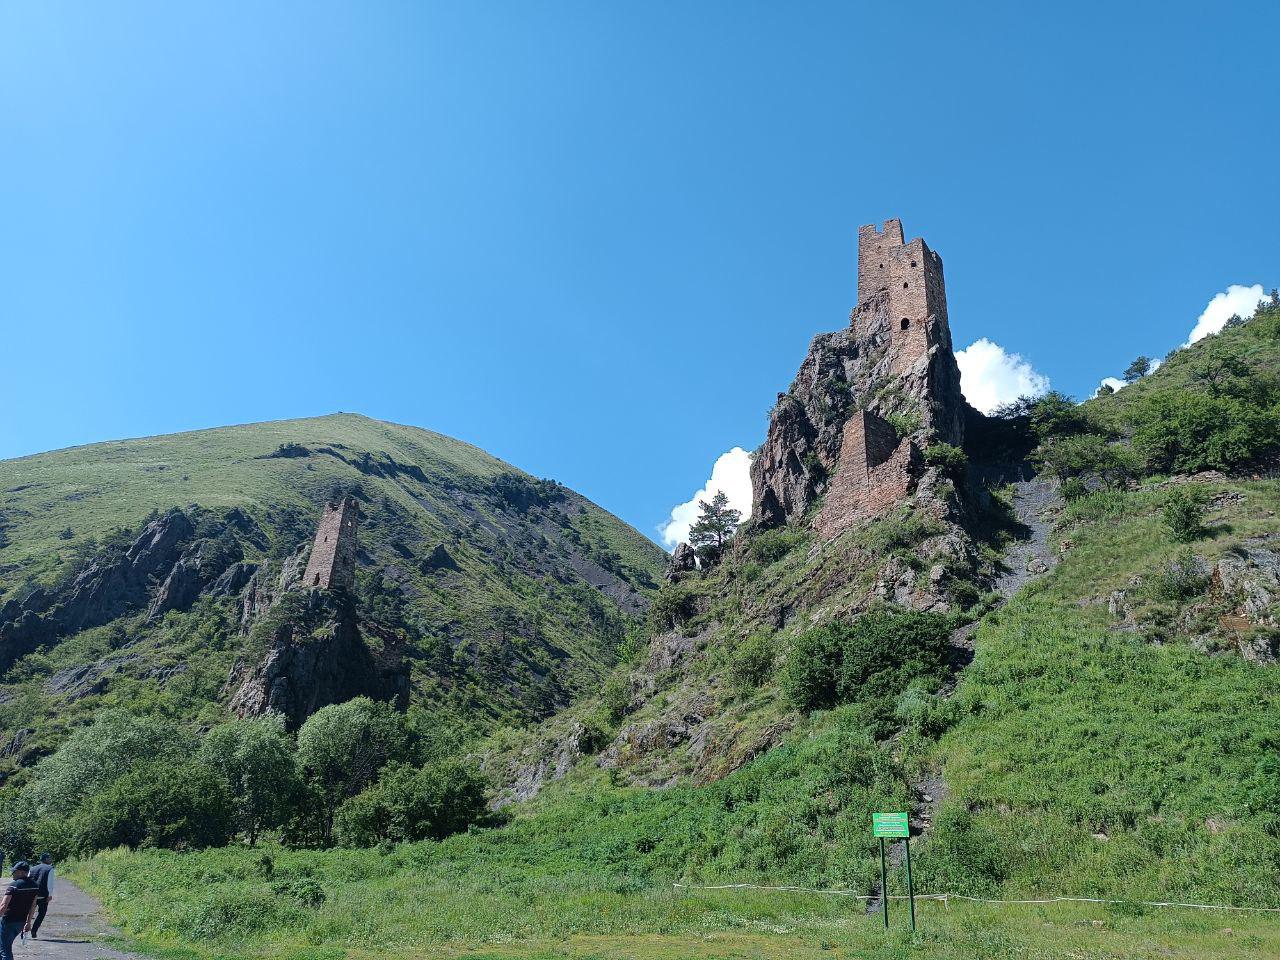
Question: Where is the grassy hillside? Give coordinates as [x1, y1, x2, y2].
[0, 413, 666, 778]
[64, 304, 1280, 958]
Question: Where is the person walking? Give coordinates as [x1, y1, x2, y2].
[0, 861, 39, 960]
[27, 855, 54, 939]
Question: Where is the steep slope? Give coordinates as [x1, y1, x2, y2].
[0, 413, 665, 778]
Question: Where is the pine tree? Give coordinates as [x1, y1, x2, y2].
[687, 491, 742, 552]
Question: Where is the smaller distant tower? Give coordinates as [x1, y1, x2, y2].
[302, 497, 359, 592]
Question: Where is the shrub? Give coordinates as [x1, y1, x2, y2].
[648, 582, 698, 630]
[599, 674, 631, 724]
[728, 633, 776, 692]
[1060, 477, 1090, 501]
[749, 527, 808, 565]
[1161, 488, 1207, 543]
[923, 442, 967, 475]
[334, 759, 488, 846]
[1038, 434, 1139, 490]
[885, 410, 922, 437]
[780, 607, 952, 714]
[1148, 550, 1211, 602]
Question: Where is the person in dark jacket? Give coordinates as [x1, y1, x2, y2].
[27, 855, 53, 939]
[0, 862, 39, 960]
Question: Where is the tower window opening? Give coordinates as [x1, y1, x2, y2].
[902, 282, 909, 289]
[879, 263, 884, 268]
[910, 260, 917, 267]
[901, 318, 910, 330]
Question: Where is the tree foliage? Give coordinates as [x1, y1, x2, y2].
[687, 491, 741, 552]
[199, 714, 301, 845]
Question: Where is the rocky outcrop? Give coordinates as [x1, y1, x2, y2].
[148, 536, 245, 620]
[0, 510, 196, 671]
[228, 593, 409, 729]
[665, 543, 697, 581]
[751, 222, 972, 534]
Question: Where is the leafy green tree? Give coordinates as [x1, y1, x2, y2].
[27, 710, 193, 819]
[72, 759, 233, 853]
[296, 697, 411, 842]
[688, 491, 742, 554]
[1124, 356, 1152, 382]
[1131, 392, 1280, 474]
[199, 714, 301, 845]
[334, 759, 488, 846]
[1037, 434, 1139, 491]
[1185, 341, 1250, 398]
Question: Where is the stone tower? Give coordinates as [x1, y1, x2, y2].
[302, 497, 359, 592]
[853, 218, 951, 371]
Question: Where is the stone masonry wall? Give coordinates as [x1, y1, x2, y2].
[816, 410, 922, 539]
[302, 497, 359, 592]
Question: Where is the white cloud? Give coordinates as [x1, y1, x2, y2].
[660, 447, 753, 550]
[955, 338, 1050, 414]
[1096, 377, 1127, 395]
[1186, 284, 1267, 345]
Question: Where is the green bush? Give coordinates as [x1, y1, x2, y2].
[923, 442, 967, 475]
[1131, 391, 1280, 474]
[1038, 433, 1139, 490]
[1147, 549, 1211, 602]
[648, 582, 698, 630]
[334, 759, 488, 846]
[748, 527, 808, 565]
[780, 607, 952, 716]
[1161, 488, 1207, 543]
[728, 633, 776, 692]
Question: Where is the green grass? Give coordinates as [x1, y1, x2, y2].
[74, 846, 1280, 959]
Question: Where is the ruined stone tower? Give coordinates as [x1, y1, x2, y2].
[751, 218, 969, 537]
[302, 497, 359, 592]
[853, 218, 951, 373]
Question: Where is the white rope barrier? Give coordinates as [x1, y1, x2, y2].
[672, 882, 1280, 913]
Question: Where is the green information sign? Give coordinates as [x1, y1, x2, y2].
[872, 811, 909, 838]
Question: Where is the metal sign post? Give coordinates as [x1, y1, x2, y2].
[872, 811, 915, 932]
[878, 837, 889, 928]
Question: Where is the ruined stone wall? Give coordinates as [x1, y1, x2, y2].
[816, 410, 922, 539]
[301, 497, 359, 592]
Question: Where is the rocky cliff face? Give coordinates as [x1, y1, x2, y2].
[751, 228, 971, 535]
[228, 592, 409, 729]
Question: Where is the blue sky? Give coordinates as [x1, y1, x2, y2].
[2, 2, 1277, 545]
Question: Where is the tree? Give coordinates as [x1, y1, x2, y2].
[1124, 356, 1152, 383]
[72, 759, 233, 853]
[1186, 341, 1250, 398]
[334, 759, 488, 846]
[199, 714, 301, 845]
[27, 710, 193, 820]
[1095, 382, 1115, 396]
[1037, 434, 1140, 491]
[296, 697, 411, 843]
[687, 491, 741, 553]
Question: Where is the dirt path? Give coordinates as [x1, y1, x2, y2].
[868, 475, 1063, 912]
[15, 880, 137, 960]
